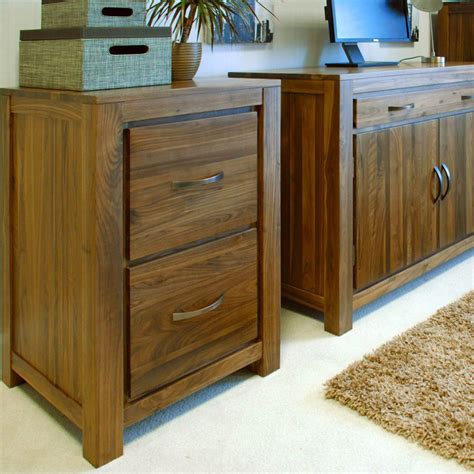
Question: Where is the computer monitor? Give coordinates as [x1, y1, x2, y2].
[325, 0, 411, 67]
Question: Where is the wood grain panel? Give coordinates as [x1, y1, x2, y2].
[354, 132, 389, 286]
[122, 89, 263, 122]
[125, 342, 262, 426]
[232, 66, 474, 96]
[351, 70, 474, 94]
[0, 79, 279, 106]
[11, 96, 83, 121]
[438, 3, 474, 62]
[282, 284, 325, 312]
[354, 236, 474, 310]
[0, 95, 23, 387]
[128, 113, 258, 260]
[11, 100, 85, 403]
[324, 80, 354, 335]
[355, 120, 440, 289]
[129, 230, 258, 399]
[439, 112, 474, 246]
[253, 86, 281, 376]
[281, 92, 325, 297]
[354, 85, 474, 128]
[12, 353, 82, 428]
[409, 122, 442, 262]
[81, 104, 124, 467]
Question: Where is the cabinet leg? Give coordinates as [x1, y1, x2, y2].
[2, 365, 24, 388]
[324, 298, 353, 336]
[82, 410, 123, 468]
[82, 103, 124, 468]
[252, 86, 281, 377]
[250, 352, 279, 378]
[324, 80, 354, 336]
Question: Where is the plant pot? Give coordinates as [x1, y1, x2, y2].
[172, 42, 202, 81]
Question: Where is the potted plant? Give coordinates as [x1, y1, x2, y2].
[147, 0, 273, 81]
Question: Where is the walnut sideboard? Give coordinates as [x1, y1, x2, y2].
[231, 63, 474, 336]
[0, 79, 281, 467]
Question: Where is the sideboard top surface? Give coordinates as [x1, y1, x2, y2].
[229, 62, 474, 81]
[0, 77, 281, 104]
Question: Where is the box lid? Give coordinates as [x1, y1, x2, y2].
[41, 0, 145, 3]
[20, 27, 171, 41]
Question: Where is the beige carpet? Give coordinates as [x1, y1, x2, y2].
[326, 291, 474, 470]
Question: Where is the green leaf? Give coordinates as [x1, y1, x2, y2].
[147, 0, 277, 45]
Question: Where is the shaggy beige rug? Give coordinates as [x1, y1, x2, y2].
[326, 292, 474, 469]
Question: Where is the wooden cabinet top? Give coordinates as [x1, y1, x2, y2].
[230, 62, 474, 81]
[0, 77, 281, 104]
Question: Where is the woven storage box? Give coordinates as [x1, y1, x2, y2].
[42, 0, 146, 29]
[20, 27, 171, 91]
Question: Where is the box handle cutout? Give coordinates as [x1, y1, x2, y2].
[102, 7, 134, 17]
[109, 45, 149, 55]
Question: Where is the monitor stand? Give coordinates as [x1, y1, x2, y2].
[326, 43, 399, 68]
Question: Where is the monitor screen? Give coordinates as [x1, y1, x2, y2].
[328, 0, 410, 43]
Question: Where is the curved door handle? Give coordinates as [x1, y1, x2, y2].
[433, 166, 443, 203]
[173, 171, 224, 190]
[388, 103, 415, 112]
[441, 163, 451, 200]
[173, 294, 225, 322]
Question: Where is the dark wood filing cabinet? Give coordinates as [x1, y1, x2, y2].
[0, 79, 281, 467]
[231, 63, 474, 336]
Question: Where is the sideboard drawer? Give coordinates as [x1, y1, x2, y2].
[127, 112, 258, 261]
[128, 229, 258, 399]
[354, 85, 474, 128]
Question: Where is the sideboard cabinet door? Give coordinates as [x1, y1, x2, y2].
[439, 112, 474, 248]
[354, 120, 440, 290]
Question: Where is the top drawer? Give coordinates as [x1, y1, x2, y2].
[127, 112, 258, 261]
[354, 85, 474, 128]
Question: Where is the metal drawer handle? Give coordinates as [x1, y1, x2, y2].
[173, 294, 225, 322]
[388, 103, 415, 112]
[441, 163, 451, 200]
[461, 95, 474, 101]
[433, 166, 444, 203]
[173, 171, 224, 190]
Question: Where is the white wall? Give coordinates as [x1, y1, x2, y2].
[198, 0, 431, 76]
[0, 0, 41, 87]
[0, 0, 431, 88]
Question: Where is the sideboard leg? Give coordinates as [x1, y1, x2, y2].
[323, 80, 354, 336]
[324, 295, 353, 336]
[82, 103, 124, 467]
[2, 363, 24, 388]
[252, 86, 281, 377]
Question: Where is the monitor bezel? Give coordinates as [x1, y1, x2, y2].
[327, 0, 411, 44]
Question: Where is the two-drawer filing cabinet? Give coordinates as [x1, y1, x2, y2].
[0, 79, 281, 467]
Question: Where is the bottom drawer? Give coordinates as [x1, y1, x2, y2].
[128, 229, 258, 399]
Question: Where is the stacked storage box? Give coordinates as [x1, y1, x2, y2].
[20, 0, 172, 91]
